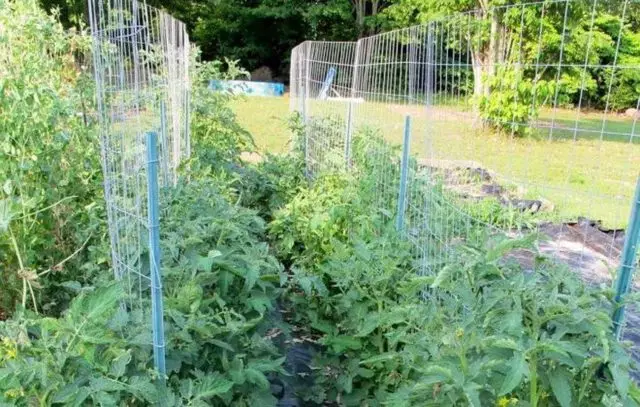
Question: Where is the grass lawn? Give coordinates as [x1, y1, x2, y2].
[231, 96, 293, 153]
[231, 94, 640, 229]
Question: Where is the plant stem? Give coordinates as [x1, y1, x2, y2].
[8, 228, 29, 309]
[529, 353, 538, 407]
[528, 314, 540, 407]
[377, 300, 384, 353]
[28, 281, 38, 314]
[38, 234, 92, 277]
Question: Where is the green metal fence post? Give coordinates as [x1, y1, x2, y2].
[612, 176, 640, 340]
[396, 115, 412, 232]
[146, 131, 167, 384]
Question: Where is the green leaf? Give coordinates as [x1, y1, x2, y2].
[94, 391, 118, 407]
[210, 339, 236, 352]
[611, 363, 631, 399]
[356, 367, 375, 378]
[52, 383, 89, 405]
[243, 265, 260, 292]
[356, 313, 380, 337]
[248, 357, 285, 373]
[464, 383, 482, 407]
[109, 350, 131, 377]
[248, 389, 278, 407]
[128, 376, 158, 403]
[244, 368, 270, 389]
[360, 352, 399, 365]
[89, 377, 127, 392]
[431, 264, 455, 288]
[248, 291, 273, 314]
[197, 250, 222, 271]
[0, 199, 16, 233]
[490, 337, 520, 351]
[486, 234, 537, 262]
[192, 373, 234, 400]
[68, 283, 122, 327]
[549, 368, 572, 407]
[218, 270, 233, 297]
[499, 354, 526, 395]
[323, 335, 362, 353]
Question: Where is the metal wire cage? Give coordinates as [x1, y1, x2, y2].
[291, 0, 640, 368]
[87, 0, 190, 375]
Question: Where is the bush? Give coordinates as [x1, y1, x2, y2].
[389, 235, 636, 407]
[160, 179, 286, 406]
[0, 179, 288, 406]
[235, 153, 307, 220]
[0, 0, 107, 316]
[479, 68, 553, 137]
[190, 57, 255, 172]
[268, 132, 638, 406]
[0, 284, 157, 405]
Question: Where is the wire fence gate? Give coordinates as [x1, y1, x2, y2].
[88, 0, 191, 377]
[290, 0, 640, 368]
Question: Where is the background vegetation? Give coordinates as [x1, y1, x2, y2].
[1, 0, 640, 406]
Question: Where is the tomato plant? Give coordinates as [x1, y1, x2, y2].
[0, 0, 106, 316]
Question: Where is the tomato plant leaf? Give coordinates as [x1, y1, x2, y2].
[549, 367, 572, 407]
[498, 354, 526, 395]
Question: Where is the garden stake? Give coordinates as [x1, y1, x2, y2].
[396, 115, 411, 233]
[146, 131, 167, 386]
[612, 175, 640, 340]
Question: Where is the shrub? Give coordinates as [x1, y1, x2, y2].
[0, 284, 157, 406]
[0, 0, 106, 316]
[0, 179, 289, 406]
[389, 235, 636, 407]
[160, 180, 286, 406]
[479, 68, 553, 137]
[190, 57, 255, 171]
[268, 133, 638, 406]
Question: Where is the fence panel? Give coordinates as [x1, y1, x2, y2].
[290, 0, 640, 369]
[291, 41, 358, 175]
[88, 0, 190, 376]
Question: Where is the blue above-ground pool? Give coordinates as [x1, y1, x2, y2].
[209, 80, 285, 97]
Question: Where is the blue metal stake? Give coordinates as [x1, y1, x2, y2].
[146, 131, 167, 384]
[396, 115, 412, 232]
[612, 176, 640, 340]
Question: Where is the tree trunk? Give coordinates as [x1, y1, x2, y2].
[353, 0, 366, 37]
[471, 9, 504, 123]
[369, 0, 379, 36]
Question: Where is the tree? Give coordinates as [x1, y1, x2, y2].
[38, 0, 366, 79]
[382, 0, 640, 135]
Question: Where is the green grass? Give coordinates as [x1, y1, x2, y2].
[231, 95, 640, 228]
[231, 96, 293, 153]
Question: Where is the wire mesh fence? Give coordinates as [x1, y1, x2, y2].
[290, 0, 640, 368]
[88, 0, 191, 376]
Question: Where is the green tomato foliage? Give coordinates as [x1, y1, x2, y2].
[0, 0, 108, 317]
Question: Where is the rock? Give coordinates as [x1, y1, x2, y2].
[504, 198, 544, 213]
[625, 108, 640, 119]
[539, 198, 555, 213]
[466, 167, 492, 182]
[576, 217, 599, 228]
[481, 183, 503, 196]
[251, 66, 273, 82]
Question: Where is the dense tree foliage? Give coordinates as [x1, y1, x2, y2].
[39, 0, 383, 79]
